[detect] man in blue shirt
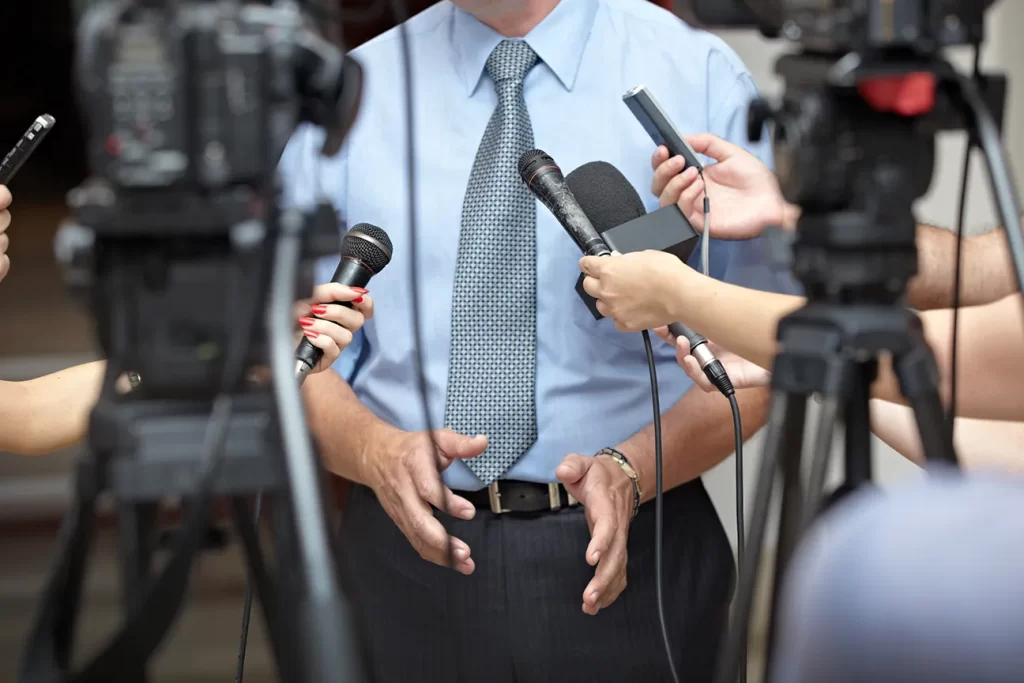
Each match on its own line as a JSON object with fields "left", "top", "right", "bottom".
{"left": 281, "top": 0, "right": 788, "bottom": 679}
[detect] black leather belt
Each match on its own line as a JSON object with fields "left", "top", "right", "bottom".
{"left": 458, "top": 481, "right": 579, "bottom": 515}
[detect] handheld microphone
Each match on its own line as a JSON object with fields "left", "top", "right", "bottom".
{"left": 294, "top": 222, "right": 393, "bottom": 381}
{"left": 564, "top": 161, "right": 734, "bottom": 397}
{"left": 517, "top": 149, "right": 611, "bottom": 257}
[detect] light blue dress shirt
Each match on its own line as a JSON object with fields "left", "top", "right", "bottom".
{"left": 279, "top": 0, "right": 796, "bottom": 491}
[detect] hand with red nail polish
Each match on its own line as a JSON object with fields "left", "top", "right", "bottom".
{"left": 0, "top": 185, "right": 13, "bottom": 283}
{"left": 292, "top": 282, "right": 375, "bottom": 374}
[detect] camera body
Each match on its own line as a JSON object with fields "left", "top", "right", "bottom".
{"left": 59, "top": 0, "right": 353, "bottom": 397}
{"left": 692, "top": 0, "right": 991, "bottom": 54}
{"left": 76, "top": 0, "right": 349, "bottom": 198}
{"left": 777, "top": 0, "right": 987, "bottom": 54}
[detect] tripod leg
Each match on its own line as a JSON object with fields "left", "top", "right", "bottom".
{"left": 763, "top": 396, "right": 808, "bottom": 683}
{"left": 802, "top": 396, "right": 840, "bottom": 531}
{"left": 118, "top": 502, "right": 159, "bottom": 683}
{"left": 893, "top": 331, "right": 958, "bottom": 465}
{"left": 715, "top": 392, "right": 804, "bottom": 683}
{"left": 843, "top": 366, "right": 873, "bottom": 487}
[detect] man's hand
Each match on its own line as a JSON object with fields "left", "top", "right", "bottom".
{"left": 0, "top": 185, "right": 11, "bottom": 282}
{"left": 650, "top": 133, "right": 795, "bottom": 239}
{"left": 654, "top": 327, "right": 772, "bottom": 392}
{"left": 580, "top": 250, "right": 690, "bottom": 332}
{"left": 556, "top": 453, "right": 635, "bottom": 615}
{"left": 365, "top": 428, "right": 488, "bottom": 575}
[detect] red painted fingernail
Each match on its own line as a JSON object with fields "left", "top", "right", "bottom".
{"left": 311, "top": 304, "right": 327, "bottom": 315}
{"left": 299, "top": 317, "right": 315, "bottom": 328}
{"left": 350, "top": 287, "right": 368, "bottom": 294}
{"left": 303, "top": 330, "right": 319, "bottom": 339}
{"left": 353, "top": 296, "right": 364, "bottom": 304}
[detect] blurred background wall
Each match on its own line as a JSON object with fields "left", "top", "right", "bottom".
{"left": 0, "top": 1, "right": 1020, "bottom": 681}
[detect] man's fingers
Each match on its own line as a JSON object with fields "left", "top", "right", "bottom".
{"left": 555, "top": 453, "right": 590, "bottom": 489}
{"left": 0, "top": 254, "right": 9, "bottom": 282}
{"left": 584, "top": 529, "right": 628, "bottom": 613}
{"left": 658, "top": 166, "right": 699, "bottom": 209}
{"left": 0, "top": 185, "right": 10, "bottom": 211}
{"left": 411, "top": 460, "right": 477, "bottom": 521}
{"left": 650, "top": 155, "right": 686, "bottom": 198}
{"left": 578, "top": 255, "right": 604, "bottom": 277}
{"left": 0, "top": 208, "right": 10, "bottom": 233}
{"left": 581, "top": 274, "right": 600, "bottom": 298}
{"left": 682, "top": 355, "right": 716, "bottom": 393}
{"left": 653, "top": 326, "right": 672, "bottom": 345}
{"left": 399, "top": 486, "right": 474, "bottom": 574}
{"left": 684, "top": 133, "right": 733, "bottom": 161}
{"left": 679, "top": 181, "right": 705, "bottom": 218}
{"left": 586, "top": 514, "right": 614, "bottom": 566}
{"left": 432, "top": 429, "right": 489, "bottom": 461}
{"left": 650, "top": 145, "right": 669, "bottom": 172}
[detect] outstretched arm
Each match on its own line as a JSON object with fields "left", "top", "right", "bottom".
{"left": 0, "top": 361, "right": 109, "bottom": 455}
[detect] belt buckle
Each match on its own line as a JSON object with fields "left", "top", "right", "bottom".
{"left": 548, "top": 483, "right": 579, "bottom": 510}
{"left": 487, "top": 482, "right": 510, "bottom": 514}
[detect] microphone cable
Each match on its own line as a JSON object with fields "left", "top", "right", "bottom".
{"left": 948, "top": 45, "right": 982, "bottom": 447}
{"left": 698, "top": 172, "right": 747, "bottom": 683}
{"left": 389, "top": 0, "right": 457, "bottom": 574}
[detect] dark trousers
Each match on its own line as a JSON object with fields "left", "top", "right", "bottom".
{"left": 338, "top": 481, "right": 735, "bottom": 683}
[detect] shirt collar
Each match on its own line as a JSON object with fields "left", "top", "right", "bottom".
{"left": 450, "top": 0, "right": 598, "bottom": 97}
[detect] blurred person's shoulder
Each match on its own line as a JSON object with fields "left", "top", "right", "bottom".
{"left": 348, "top": 2, "right": 450, "bottom": 62}
{"left": 598, "top": 0, "right": 754, "bottom": 81}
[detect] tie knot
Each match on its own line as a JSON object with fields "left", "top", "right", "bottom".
{"left": 486, "top": 40, "right": 538, "bottom": 86}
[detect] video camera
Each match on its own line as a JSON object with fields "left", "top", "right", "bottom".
{"left": 21, "top": 2, "right": 366, "bottom": 682}
{"left": 677, "top": 3, "right": 1024, "bottom": 683}
{"left": 691, "top": 0, "right": 993, "bottom": 53}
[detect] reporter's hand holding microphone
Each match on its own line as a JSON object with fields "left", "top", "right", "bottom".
{"left": 651, "top": 133, "right": 798, "bottom": 238}
{"left": 1, "top": 185, "right": 12, "bottom": 282}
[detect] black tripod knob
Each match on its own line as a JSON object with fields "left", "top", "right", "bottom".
{"left": 747, "top": 97, "right": 777, "bottom": 142}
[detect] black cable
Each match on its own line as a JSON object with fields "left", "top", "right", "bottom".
{"left": 234, "top": 492, "right": 263, "bottom": 683}
{"left": 948, "top": 46, "right": 981, "bottom": 439}
{"left": 641, "top": 330, "right": 680, "bottom": 683}
{"left": 727, "top": 392, "right": 746, "bottom": 683}
{"left": 389, "top": 0, "right": 455, "bottom": 571}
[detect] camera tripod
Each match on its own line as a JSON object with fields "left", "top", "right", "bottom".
{"left": 714, "top": 49, "right": 1023, "bottom": 683}
{"left": 18, "top": 202, "right": 363, "bottom": 683}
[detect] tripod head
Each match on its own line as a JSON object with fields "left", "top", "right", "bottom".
{"left": 747, "top": 52, "right": 1007, "bottom": 305}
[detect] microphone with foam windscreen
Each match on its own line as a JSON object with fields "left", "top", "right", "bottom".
{"left": 294, "top": 222, "right": 393, "bottom": 381}
{"left": 565, "top": 161, "right": 734, "bottom": 397}
{"left": 518, "top": 149, "right": 611, "bottom": 257}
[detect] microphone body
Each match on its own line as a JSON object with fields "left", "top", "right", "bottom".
{"left": 295, "top": 223, "right": 393, "bottom": 381}
{"left": 518, "top": 150, "right": 611, "bottom": 257}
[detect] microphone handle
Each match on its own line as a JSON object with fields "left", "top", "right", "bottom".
{"left": 295, "top": 258, "right": 372, "bottom": 378}
{"left": 668, "top": 322, "right": 734, "bottom": 397}
{"left": 538, "top": 184, "right": 611, "bottom": 257}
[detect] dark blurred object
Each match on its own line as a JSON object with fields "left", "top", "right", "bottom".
{"left": 687, "top": 0, "right": 998, "bottom": 52}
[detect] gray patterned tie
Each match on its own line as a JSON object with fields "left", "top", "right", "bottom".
{"left": 444, "top": 40, "right": 539, "bottom": 485}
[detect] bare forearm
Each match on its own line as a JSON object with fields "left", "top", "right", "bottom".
{"left": 302, "top": 369, "right": 394, "bottom": 484}
{"left": 908, "top": 224, "right": 1018, "bottom": 310}
{"left": 0, "top": 361, "right": 107, "bottom": 455}
{"left": 870, "top": 399, "right": 1024, "bottom": 472}
{"left": 618, "top": 386, "right": 771, "bottom": 502}
{"left": 671, "top": 269, "right": 804, "bottom": 372}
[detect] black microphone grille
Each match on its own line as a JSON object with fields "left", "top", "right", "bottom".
{"left": 517, "top": 148, "right": 557, "bottom": 182}
{"left": 564, "top": 161, "right": 648, "bottom": 233}
{"left": 343, "top": 223, "right": 393, "bottom": 274}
